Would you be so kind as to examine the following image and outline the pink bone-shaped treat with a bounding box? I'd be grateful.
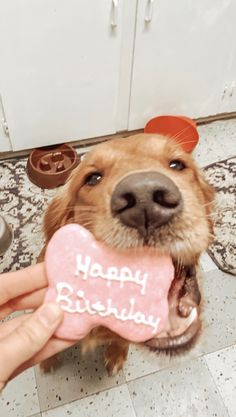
[44,224,174,343]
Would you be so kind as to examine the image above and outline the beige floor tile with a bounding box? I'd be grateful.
[193,119,236,167]
[42,384,135,417]
[0,368,40,417]
[35,345,125,412]
[205,345,236,417]
[200,252,218,273]
[128,357,229,417]
[199,269,236,354]
[124,269,236,382]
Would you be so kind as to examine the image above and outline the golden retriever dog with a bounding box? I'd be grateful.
[40,133,214,375]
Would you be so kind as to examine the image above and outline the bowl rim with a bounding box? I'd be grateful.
[27,144,78,176]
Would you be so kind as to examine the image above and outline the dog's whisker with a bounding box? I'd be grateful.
[174,137,198,146]
[79,221,94,229]
[175,244,184,276]
[199,200,215,207]
[170,128,196,141]
[162,133,197,157]
[46,206,97,216]
[168,126,193,141]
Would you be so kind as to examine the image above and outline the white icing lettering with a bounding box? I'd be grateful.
[91,301,106,312]
[90,262,103,278]
[75,253,148,295]
[75,254,91,280]
[56,283,77,313]
[106,267,119,286]
[56,283,160,335]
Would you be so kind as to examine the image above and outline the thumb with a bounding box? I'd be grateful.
[0,303,63,390]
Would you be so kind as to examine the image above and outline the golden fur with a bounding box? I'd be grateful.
[40,134,214,374]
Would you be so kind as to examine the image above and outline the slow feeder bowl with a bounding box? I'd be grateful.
[27,144,79,189]
[144,115,199,152]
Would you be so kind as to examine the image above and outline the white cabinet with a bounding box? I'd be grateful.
[0,96,11,152]
[128,0,236,130]
[218,31,236,114]
[0,0,134,151]
[0,0,236,151]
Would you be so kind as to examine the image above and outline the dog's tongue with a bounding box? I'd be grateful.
[44,224,174,342]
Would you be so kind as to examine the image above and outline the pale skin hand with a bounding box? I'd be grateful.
[0,263,75,391]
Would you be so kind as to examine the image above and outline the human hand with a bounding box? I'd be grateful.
[0,263,75,391]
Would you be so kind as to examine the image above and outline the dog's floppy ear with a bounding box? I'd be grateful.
[37,189,74,262]
[43,185,75,243]
[197,171,215,236]
[43,160,88,243]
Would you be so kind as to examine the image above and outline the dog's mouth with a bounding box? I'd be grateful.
[144,264,201,353]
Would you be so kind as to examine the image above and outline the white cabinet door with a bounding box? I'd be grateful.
[0,96,12,152]
[128,0,236,130]
[0,0,127,151]
[218,38,236,114]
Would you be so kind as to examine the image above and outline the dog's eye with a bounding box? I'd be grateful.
[85,172,103,186]
[169,160,186,171]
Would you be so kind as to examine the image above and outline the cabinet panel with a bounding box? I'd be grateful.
[218,44,236,113]
[0,130,11,152]
[129,0,236,130]
[0,0,125,150]
[0,96,12,152]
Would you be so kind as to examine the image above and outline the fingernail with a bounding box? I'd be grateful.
[38,303,62,327]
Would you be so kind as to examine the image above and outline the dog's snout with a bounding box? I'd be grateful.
[111,172,182,236]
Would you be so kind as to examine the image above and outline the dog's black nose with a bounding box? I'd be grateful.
[111,172,182,236]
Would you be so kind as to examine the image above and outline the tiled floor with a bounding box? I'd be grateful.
[1,120,236,417]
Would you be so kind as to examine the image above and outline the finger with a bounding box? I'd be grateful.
[0,314,30,339]
[13,288,47,309]
[0,263,47,305]
[11,338,75,379]
[0,303,63,390]
[0,288,47,320]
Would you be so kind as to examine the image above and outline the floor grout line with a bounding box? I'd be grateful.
[203,342,236,359]
[38,379,127,414]
[126,380,141,417]
[123,336,236,386]
[28,414,42,417]
[203,356,231,417]
[127,355,233,417]
[34,366,42,416]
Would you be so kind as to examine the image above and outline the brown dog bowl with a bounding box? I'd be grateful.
[27,144,79,189]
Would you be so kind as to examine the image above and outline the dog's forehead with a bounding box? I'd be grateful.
[108,134,170,153]
[84,134,179,164]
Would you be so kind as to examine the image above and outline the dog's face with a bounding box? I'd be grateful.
[44,134,214,352]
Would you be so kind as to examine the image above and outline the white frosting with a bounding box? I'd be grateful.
[75,253,148,295]
[56,282,160,335]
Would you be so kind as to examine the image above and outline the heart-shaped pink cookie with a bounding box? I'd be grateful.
[44,224,174,342]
